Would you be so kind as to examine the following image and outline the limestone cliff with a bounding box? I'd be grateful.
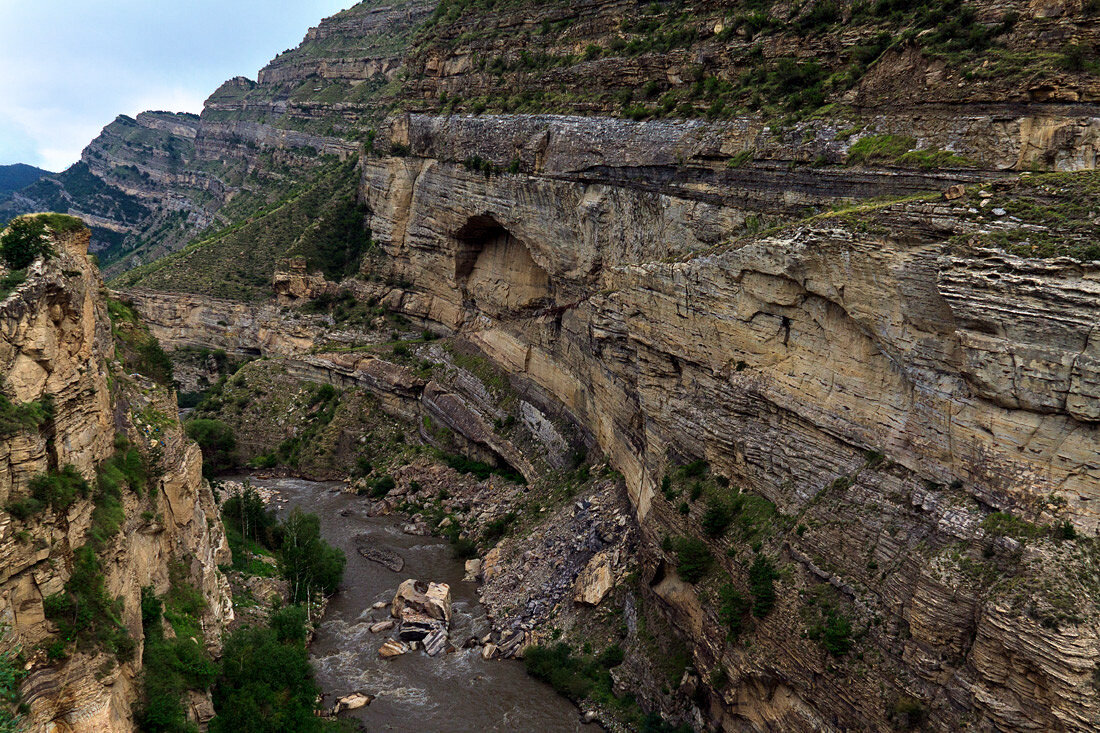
[0,220,230,732]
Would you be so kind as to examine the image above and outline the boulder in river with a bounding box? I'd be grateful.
[379,640,409,658]
[463,558,482,582]
[332,692,374,714]
[401,518,431,536]
[423,628,448,657]
[370,619,396,634]
[391,579,452,624]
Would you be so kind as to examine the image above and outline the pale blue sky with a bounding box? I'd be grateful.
[0,1,355,171]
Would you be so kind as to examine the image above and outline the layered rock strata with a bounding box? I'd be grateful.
[0,224,231,732]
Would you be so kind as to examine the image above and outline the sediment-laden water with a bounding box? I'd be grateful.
[245,476,588,732]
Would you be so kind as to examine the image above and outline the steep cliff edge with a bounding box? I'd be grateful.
[0,217,230,732]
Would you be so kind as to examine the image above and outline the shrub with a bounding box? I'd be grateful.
[523,642,624,702]
[702,498,736,538]
[815,611,852,656]
[674,537,713,583]
[44,545,133,661]
[210,622,328,733]
[981,511,1044,540]
[29,464,90,512]
[0,217,52,270]
[483,512,518,544]
[718,584,751,639]
[0,394,51,438]
[451,536,478,560]
[846,134,916,166]
[270,605,309,644]
[134,586,215,733]
[0,626,26,733]
[369,475,396,498]
[748,555,778,618]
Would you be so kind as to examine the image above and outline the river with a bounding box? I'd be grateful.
[244,475,589,732]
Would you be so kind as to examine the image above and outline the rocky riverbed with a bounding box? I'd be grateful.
[248,475,589,732]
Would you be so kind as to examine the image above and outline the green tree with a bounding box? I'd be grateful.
[0,217,52,270]
[279,509,345,605]
[209,624,326,733]
[185,419,236,475]
[748,554,778,618]
[673,537,713,584]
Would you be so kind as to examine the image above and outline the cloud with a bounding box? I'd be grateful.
[0,0,354,170]
[1,106,106,172]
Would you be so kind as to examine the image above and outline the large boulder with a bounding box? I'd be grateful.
[391,579,452,624]
[573,551,615,606]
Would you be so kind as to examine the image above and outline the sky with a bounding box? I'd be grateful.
[0,1,356,171]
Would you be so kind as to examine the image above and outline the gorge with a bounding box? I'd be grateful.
[3,0,1100,731]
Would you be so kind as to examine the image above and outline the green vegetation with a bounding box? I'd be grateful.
[441,451,526,484]
[0,627,25,733]
[209,609,334,733]
[524,642,625,702]
[115,162,361,300]
[845,133,974,168]
[981,511,1045,540]
[717,584,751,640]
[748,554,778,618]
[280,509,346,604]
[0,269,26,300]
[43,545,135,663]
[846,134,915,165]
[701,497,735,538]
[106,298,174,386]
[809,609,853,657]
[673,536,713,583]
[960,171,1100,261]
[0,216,54,270]
[221,484,280,574]
[273,384,340,469]
[221,485,344,604]
[186,419,237,476]
[6,464,90,519]
[0,394,52,438]
[134,584,216,733]
[804,585,855,657]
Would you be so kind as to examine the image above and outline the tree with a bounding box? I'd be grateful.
[185,419,236,475]
[279,509,345,606]
[210,624,326,733]
[0,217,52,270]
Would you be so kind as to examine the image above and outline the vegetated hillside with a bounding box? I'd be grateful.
[0,163,49,196]
[404,0,1100,118]
[4,0,1092,299]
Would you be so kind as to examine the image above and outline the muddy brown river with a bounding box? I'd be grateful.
[245,476,588,733]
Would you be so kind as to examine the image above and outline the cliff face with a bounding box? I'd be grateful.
[345,116,1100,731]
[86,1,1100,730]
[0,222,230,732]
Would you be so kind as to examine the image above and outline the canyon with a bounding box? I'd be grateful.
[4,0,1100,731]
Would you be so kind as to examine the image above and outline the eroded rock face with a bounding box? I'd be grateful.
[0,226,231,733]
[345,117,1100,730]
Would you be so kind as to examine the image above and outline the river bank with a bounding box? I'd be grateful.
[238,475,590,732]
